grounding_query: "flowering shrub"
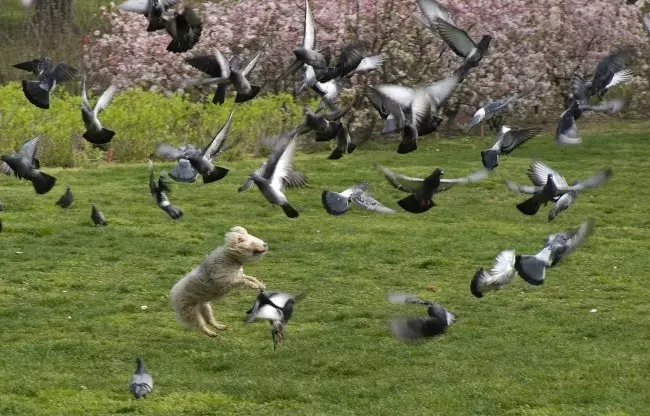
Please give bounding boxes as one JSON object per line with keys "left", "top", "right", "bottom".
{"left": 85, "top": 0, "right": 649, "bottom": 127}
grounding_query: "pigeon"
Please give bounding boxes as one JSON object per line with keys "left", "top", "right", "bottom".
{"left": 55, "top": 185, "right": 73, "bottom": 208}
{"left": 547, "top": 191, "right": 576, "bottom": 223}
{"left": 328, "top": 124, "right": 355, "bottom": 160}
{"left": 165, "top": 7, "right": 202, "bottom": 53}
{"left": 430, "top": 19, "right": 491, "bottom": 69}
{"left": 238, "top": 161, "right": 307, "bottom": 193}
{"left": 470, "top": 249, "right": 517, "bottom": 298}
{"left": 295, "top": 106, "right": 350, "bottom": 140}
{"left": 185, "top": 54, "right": 241, "bottom": 105}
{"left": 246, "top": 290, "right": 305, "bottom": 350}
{"left": 480, "top": 126, "right": 542, "bottom": 170}
{"left": 80, "top": 76, "right": 118, "bottom": 145}
{"left": 318, "top": 42, "right": 383, "bottom": 83}
{"left": 188, "top": 49, "right": 263, "bottom": 103}
{"left": 505, "top": 160, "right": 612, "bottom": 216}
{"left": 148, "top": 160, "right": 183, "bottom": 220}
{"left": 386, "top": 293, "right": 456, "bottom": 341}
{"left": 168, "top": 144, "right": 198, "bottom": 183}
{"left": 0, "top": 135, "right": 57, "bottom": 194}
{"left": 129, "top": 357, "right": 153, "bottom": 399}
{"left": 13, "top": 57, "right": 78, "bottom": 109}
{"left": 311, "top": 77, "right": 347, "bottom": 112}
{"left": 468, "top": 90, "right": 531, "bottom": 130}
{"left": 586, "top": 49, "right": 633, "bottom": 99}
{"left": 321, "top": 181, "right": 395, "bottom": 215}
{"left": 117, "top": 0, "right": 176, "bottom": 31}
{"left": 555, "top": 102, "right": 582, "bottom": 145}
{"left": 376, "top": 164, "right": 490, "bottom": 213}
{"left": 91, "top": 203, "right": 107, "bottom": 226}
{"left": 156, "top": 109, "right": 233, "bottom": 184}
{"left": 249, "top": 134, "right": 301, "bottom": 218}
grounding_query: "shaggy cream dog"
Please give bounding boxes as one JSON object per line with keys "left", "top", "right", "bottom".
{"left": 170, "top": 226, "right": 268, "bottom": 337}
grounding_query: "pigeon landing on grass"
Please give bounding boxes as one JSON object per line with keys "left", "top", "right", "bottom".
{"left": 117, "top": 0, "right": 176, "bottom": 32}
{"left": 481, "top": 126, "right": 541, "bottom": 170}
{"left": 148, "top": 160, "right": 183, "bottom": 220}
{"left": 376, "top": 164, "right": 490, "bottom": 213}
{"left": 249, "top": 135, "right": 301, "bottom": 218}
{"left": 165, "top": 7, "right": 202, "bottom": 53}
{"left": 387, "top": 293, "right": 455, "bottom": 342}
{"left": 246, "top": 291, "right": 305, "bottom": 350}
{"left": 91, "top": 204, "right": 107, "bottom": 226}
{"left": 80, "top": 76, "right": 118, "bottom": 146}
{"left": 1, "top": 135, "right": 56, "bottom": 194}
{"left": 13, "top": 57, "right": 78, "bottom": 109}
{"left": 130, "top": 358, "right": 153, "bottom": 399}
{"left": 470, "top": 250, "right": 517, "bottom": 298}
{"left": 55, "top": 186, "right": 73, "bottom": 208}
{"left": 321, "top": 181, "right": 394, "bottom": 215}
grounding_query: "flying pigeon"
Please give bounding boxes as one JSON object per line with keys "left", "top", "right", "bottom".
{"left": 148, "top": 160, "right": 183, "bottom": 220}
{"left": 91, "top": 203, "right": 107, "bottom": 226}
{"left": 505, "top": 160, "right": 612, "bottom": 216}
{"left": 156, "top": 109, "right": 233, "bottom": 184}
{"left": 168, "top": 144, "right": 198, "bottom": 183}
{"left": 328, "top": 124, "right": 355, "bottom": 160}
{"left": 129, "top": 357, "right": 153, "bottom": 399}
{"left": 318, "top": 42, "right": 383, "bottom": 83}
{"left": 470, "top": 249, "right": 517, "bottom": 298}
{"left": 13, "top": 57, "right": 78, "bottom": 109}
{"left": 468, "top": 90, "right": 531, "bottom": 130}
{"left": 481, "top": 126, "right": 542, "bottom": 170}
{"left": 188, "top": 49, "right": 263, "bottom": 103}
{"left": 1, "top": 135, "right": 56, "bottom": 194}
{"left": 185, "top": 54, "right": 242, "bottom": 105}
{"left": 117, "top": 0, "right": 176, "bottom": 31}
{"left": 321, "top": 181, "right": 394, "bottom": 215}
{"left": 295, "top": 106, "right": 350, "bottom": 141}
{"left": 246, "top": 290, "right": 305, "bottom": 349}
{"left": 586, "top": 49, "right": 633, "bottom": 99}
{"left": 165, "top": 7, "right": 202, "bottom": 53}
{"left": 430, "top": 19, "right": 491, "bottom": 69}
{"left": 376, "top": 164, "right": 490, "bottom": 213}
{"left": 386, "top": 293, "right": 456, "bottom": 342}
{"left": 238, "top": 161, "right": 307, "bottom": 193}
{"left": 249, "top": 134, "right": 301, "bottom": 218}
{"left": 55, "top": 185, "right": 73, "bottom": 208}
{"left": 80, "top": 76, "right": 118, "bottom": 145}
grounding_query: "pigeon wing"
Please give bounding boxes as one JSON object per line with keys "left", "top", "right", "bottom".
{"left": 269, "top": 136, "right": 298, "bottom": 191}
{"left": 433, "top": 20, "right": 476, "bottom": 58}
{"left": 527, "top": 160, "right": 568, "bottom": 188}
{"left": 242, "top": 50, "right": 263, "bottom": 77}
{"left": 440, "top": 167, "right": 490, "bottom": 184}
{"left": 499, "top": 127, "right": 542, "bottom": 154}
{"left": 185, "top": 55, "right": 225, "bottom": 77}
{"left": 490, "top": 249, "right": 516, "bottom": 281}
{"left": 19, "top": 135, "right": 41, "bottom": 167}
{"left": 118, "top": 0, "right": 149, "bottom": 13}
{"left": 202, "top": 108, "right": 235, "bottom": 159}
{"left": 350, "top": 191, "right": 395, "bottom": 214}
{"left": 568, "top": 169, "right": 612, "bottom": 192}
{"left": 94, "top": 85, "right": 118, "bottom": 116}
{"left": 375, "top": 164, "right": 424, "bottom": 193}
{"left": 303, "top": 0, "right": 315, "bottom": 50}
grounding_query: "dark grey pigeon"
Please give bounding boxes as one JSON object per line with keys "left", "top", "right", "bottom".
{"left": 246, "top": 290, "right": 305, "bottom": 350}
{"left": 514, "top": 246, "right": 553, "bottom": 286}
{"left": 318, "top": 42, "right": 383, "bottom": 83}
{"left": 376, "top": 164, "right": 490, "bottom": 213}
{"left": 80, "top": 76, "right": 118, "bottom": 145}
{"left": 1, "top": 135, "right": 56, "bottom": 194}
{"left": 387, "top": 293, "right": 456, "bottom": 342}
{"left": 468, "top": 90, "right": 531, "bottom": 130}
{"left": 13, "top": 57, "right": 78, "bottom": 109}
{"left": 165, "top": 7, "right": 202, "bottom": 53}
{"left": 55, "top": 186, "right": 73, "bottom": 208}
{"left": 118, "top": 0, "right": 177, "bottom": 32}
{"left": 328, "top": 124, "right": 355, "bottom": 160}
{"left": 130, "top": 357, "right": 153, "bottom": 399}
{"left": 321, "top": 181, "right": 394, "bottom": 216}
{"left": 295, "top": 106, "right": 350, "bottom": 141}
{"left": 185, "top": 54, "right": 241, "bottom": 104}
{"left": 586, "top": 49, "right": 633, "bottom": 99}
{"left": 481, "top": 125, "right": 541, "bottom": 170}
{"left": 91, "top": 203, "right": 107, "bottom": 226}
{"left": 470, "top": 249, "right": 517, "bottom": 298}
{"left": 148, "top": 160, "right": 183, "bottom": 220}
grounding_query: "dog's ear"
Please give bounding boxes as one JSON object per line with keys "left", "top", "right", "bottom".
{"left": 225, "top": 230, "right": 246, "bottom": 247}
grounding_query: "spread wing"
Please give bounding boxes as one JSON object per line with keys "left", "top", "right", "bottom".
{"left": 202, "top": 108, "right": 235, "bottom": 159}
{"left": 527, "top": 160, "right": 568, "bottom": 188}
{"left": 499, "top": 126, "right": 542, "bottom": 154}
{"left": 185, "top": 55, "right": 224, "bottom": 77}
{"left": 432, "top": 20, "right": 476, "bottom": 58}
{"left": 440, "top": 168, "right": 490, "bottom": 184}
{"left": 19, "top": 135, "right": 41, "bottom": 167}
{"left": 242, "top": 50, "right": 262, "bottom": 77}
{"left": 490, "top": 249, "right": 516, "bottom": 280}
{"left": 303, "top": 0, "right": 315, "bottom": 50}
{"left": 504, "top": 180, "right": 541, "bottom": 195}
{"left": 270, "top": 136, "right": 298, "bottom": 191}
{"left": 375, "top": 164, "right": 424, "bottom": 193}
{"left": 118, "top": 0, "right": 149, "bottom": 14}
{"left": 351, "top": 191, "right": 395, "bottom": 214}
{"left": 81, "top": 75, "right": 91, "bottom": 109}
{"left": 94, "top": 85, "right": 118, "bottom": 116}
{"left": 417, "top": 0, "right": 453, "bottom": 26}
{"left": 568, "top": 169, "right": 612, "bottom": 192}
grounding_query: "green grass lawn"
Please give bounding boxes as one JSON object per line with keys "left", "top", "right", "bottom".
{"left": 1, "top": 125, "right": 649, "bottom": 415}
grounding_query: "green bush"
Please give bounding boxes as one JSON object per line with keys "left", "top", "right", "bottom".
{"left": 0, "top": 82, "right": 314, "bottom": 167}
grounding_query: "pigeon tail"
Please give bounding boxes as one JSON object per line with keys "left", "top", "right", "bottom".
{"left": 481, "top": 149, "right": 499, "bottom": 170}
{"left": 130, "top": 383, "right": 151, "bottom": 399}
{"left": 515, "top": 255, "right": 546, "bottom": 285}
{"left": 82, "top": 128, "right": 115, "bottom": 145}
{"left": 347, "top": 143, "right": 357, "bottom": 154}
{"left": 397, "top": 194, "right": 434, "bottom": 214}
{"left": 212, "top": 85, "right": 228, "bottom": 105}
{"left": 470, "top": 268, "right": 486, "bottom": 298}
{"left": 201, "top": 167, "right": 229, "bottom": 184}
{"left": 516, "top": 197, "right": 542, "bottom": 215}
{"left": 281, "top": 203, "right": 299, "bottom": 218}
{"left": 235, "top": 85, "right": 261, "bottom": 103}
{"left": 328, "top": 147, "right": 344, "bottom": 160}
{"left": 238, "top": 178, "right": 254, "bottom": 192}
{"left": 321, "top": 191, "right": 349, "bottom": 215}
{"left": 397, "top": 126, "right": 418, "bottom": 154}
{"left": 32, "top": 172, "right": 57, "bottom": 194}
{"left": 22, "top": 80, "right": 50, "bottom": 109}
{"left": 162, "top": 203, "right": 183, "bottom": 220}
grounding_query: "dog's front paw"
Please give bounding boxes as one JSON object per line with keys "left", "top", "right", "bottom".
{"left": 257, "top": 282, "right": 266, "bottom": 291}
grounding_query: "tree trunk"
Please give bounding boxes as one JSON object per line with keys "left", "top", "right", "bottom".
{"left": 30, "top": 0, "right": 76, "bottom": 35}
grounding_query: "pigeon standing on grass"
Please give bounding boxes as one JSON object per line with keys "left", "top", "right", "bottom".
{"left": 13, "top": 57, "right": 78, "bottom": 109}
{"left": 80, "top": 76, "right": 118, "bottom": 145}
{"left": 480, "top": 126, "right": 542, "bottom": 170}
{"left": 386, "top": 293, "right": 456, "bottom": 341}
{"left": 321, "top": 181, "right": 394, "bottom": 215}
{"left": 470, "top": 249, "right": 517, "bottom": 298}
{"left": 91, "top": 204, "right": 107, "bottom": 226}
{"left": 117, "top": 0, "right": 177, "bottom": 32}
{"left": 1, "top": 135, "right": 57, "bottom": 195}
{"left": 55, "top": 186, "right": 73, "bottom": 208}
{"left": 148, "top": 160, "right": 183, "bottom": 220}
{"left": 130, "top": 358, "right": 153, "bottom": 399}
{"left": 246, "top": 290, "right": 305, "bottom": 350}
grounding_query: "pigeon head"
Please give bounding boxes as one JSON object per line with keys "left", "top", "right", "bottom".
{"left": 433, "top": 168, "right": 444, "bottom": 177}
{"left": 224, "top": 226, "right": 268, "bottom": 263}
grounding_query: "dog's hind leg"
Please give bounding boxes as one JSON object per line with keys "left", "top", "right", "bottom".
{"left": 194, "top": 308, "right": 218, "bottom": 337}
{"left": 200, "top": 303, "right": 226, "bottom": 330}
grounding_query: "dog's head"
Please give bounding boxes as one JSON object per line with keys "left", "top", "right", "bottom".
{"left": 225, "top": 226, "right": 268, "bottom": 263}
